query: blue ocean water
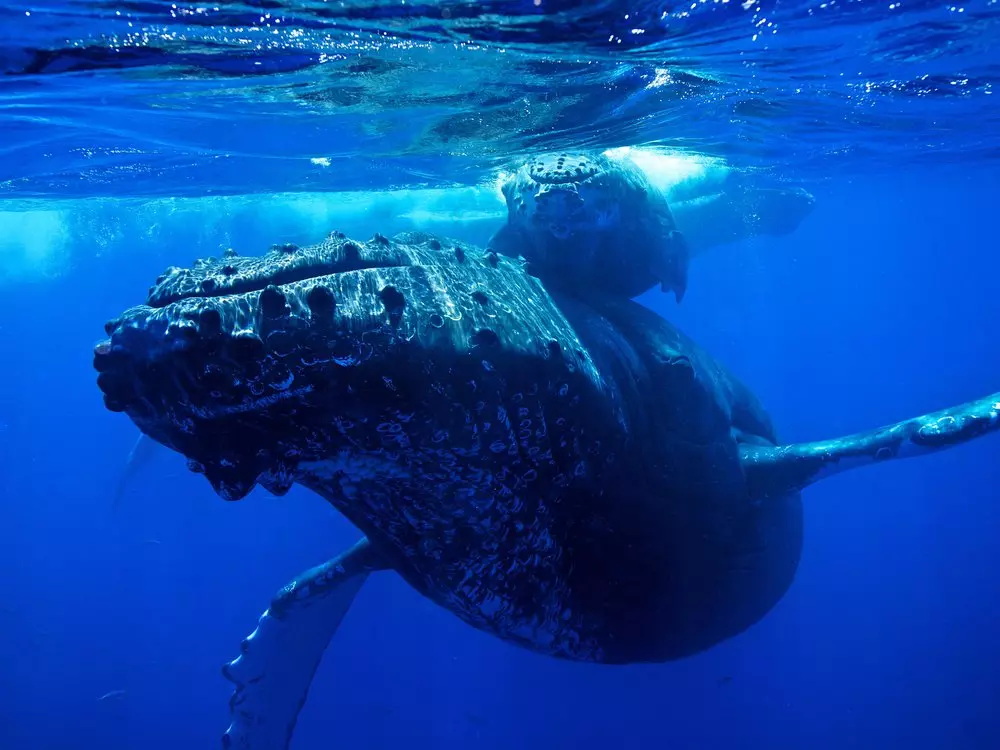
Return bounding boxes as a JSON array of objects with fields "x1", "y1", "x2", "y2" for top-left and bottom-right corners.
[{"x1": 2, "y1": 2, "x2": 999, "y2": 749}]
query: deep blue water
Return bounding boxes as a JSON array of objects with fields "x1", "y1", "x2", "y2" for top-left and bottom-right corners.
[{"x1": 2, "y1": 2, "x2": 999, "y2": 749}]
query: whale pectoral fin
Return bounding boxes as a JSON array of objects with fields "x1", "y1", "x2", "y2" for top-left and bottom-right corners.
[
  {"x1": 669, "y1": 193, "x2": 737, "y2": 257},
  {"x1": 740, "y1": 392, "x2": 1000, "y2": 500},
  {"x1": 112, "y1": 432, "x2": 160, "y2": 512},
  {"x1": 738, "y1": 186, "x2": 816, "y2": 238},
  {"x1": 671, "y1": 186, "x2": 816, "y2": 257},
  {"x1": 487, "y1": 221, "x2": 522, "y2": 260},
  {"x1": 222, "y1": 537, "x2": 390, "y2": 750},
  {"x1": 652, "y1": 229, "x2": 690, "y2": 302}
]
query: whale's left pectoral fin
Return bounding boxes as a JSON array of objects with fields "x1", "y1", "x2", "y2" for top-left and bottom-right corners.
[
  {"x1": 222, "y1": 537, "x2": 390, "y2": 750},
  {"x1": 112, "y1": 432, "x2": 160, "y2": 512},
  {"x1": 741, "y1": 392, "x2": 1000, "y2": 500},
  {"x1": 653, "y1": 229, "x2": 690, "y2": 302}
]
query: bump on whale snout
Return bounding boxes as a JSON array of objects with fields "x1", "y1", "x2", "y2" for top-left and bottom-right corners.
[
  {"x1": 92, "y1": 231, "x2": 435, "y2": 498},
  {"x1": 93, "y1": 230, "x2": 424, "y2": 411},
  {"x1": 94, "y1": 229, "x2": 586, "y2": 503}
]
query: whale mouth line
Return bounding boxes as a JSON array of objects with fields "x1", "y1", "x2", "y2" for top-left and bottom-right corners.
[
  {"x1": 148, "y1": 259, "x2": 410, "y2": 309},
  {"x1": 530, "y1": 173, "x2": 595, "y2": 186}
]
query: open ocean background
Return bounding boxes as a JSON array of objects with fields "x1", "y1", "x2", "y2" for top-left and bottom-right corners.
[{"x1": 1, "y1": 1, "x2": 999, "y2": 748}]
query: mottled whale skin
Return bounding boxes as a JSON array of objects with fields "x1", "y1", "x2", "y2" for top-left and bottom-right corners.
[
  {"x1": 94, "y1": 230, "x2": 998, "y2": 749},
  {"x1": 487, "y1": 150, "x2": 816, "y2": 302},
  {"x1": 488, "y1": 151, "x2": 691, "y2": 301}
]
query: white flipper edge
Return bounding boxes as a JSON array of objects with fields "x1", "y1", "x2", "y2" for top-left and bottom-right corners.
[
  {"x1": 222, "y1": 537, "x2": 387, "y2": 749},
  {"x1": 112, "y1": 433, "x2": 159, "y2": 512}
]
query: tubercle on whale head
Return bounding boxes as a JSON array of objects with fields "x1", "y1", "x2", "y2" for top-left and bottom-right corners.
[
  {"x1": 497, "y1": 151, "x2": 691, "y2": 302},
  {"x1": 506, "y1": 152, "x2": 620, "y2": 240},
  {"x1": 94, "y1": 230, "x2": 605, "y2": 502}
]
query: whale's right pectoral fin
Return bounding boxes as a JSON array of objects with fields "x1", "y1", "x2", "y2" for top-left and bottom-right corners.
[
  {"x1": 222, "y1": 537, "x2": 390, "y2": 750},
  {"x1": 671, "y1": 186, "x2": 816, "y2": 258}
]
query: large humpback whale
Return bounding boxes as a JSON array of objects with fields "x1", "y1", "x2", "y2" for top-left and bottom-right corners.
[
  {"x1": 109, "y1": 155, "x2": 816, "y2": 506},
  {"x1": 94, "y1": 230, "x2": 997, "y2": 749}
]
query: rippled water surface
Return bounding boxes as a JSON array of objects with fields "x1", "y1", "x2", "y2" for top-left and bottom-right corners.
[
  {"x1": 2, "y1": 0, "x2": 997, "y2": 197},
  {"x1": 3, "y1": 5, "x2": 1000, "y2": 750}
]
